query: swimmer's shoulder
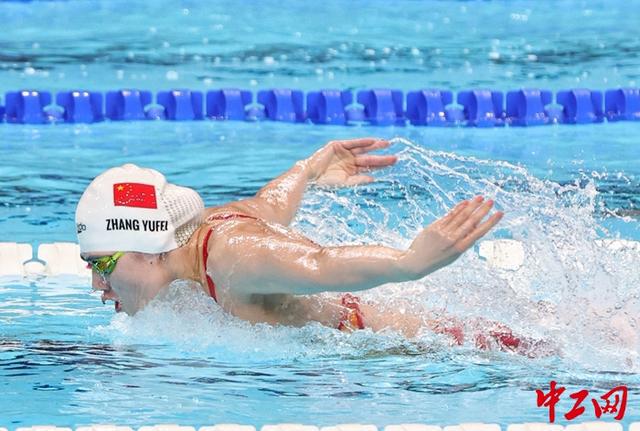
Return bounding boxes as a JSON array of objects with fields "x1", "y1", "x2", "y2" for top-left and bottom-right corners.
[
  {"x1": 198, "y1": 207, "x2": 265, "y2": 270},
  {"x1": 197, "y1": 212, "x2": 267, "y2": 305}
]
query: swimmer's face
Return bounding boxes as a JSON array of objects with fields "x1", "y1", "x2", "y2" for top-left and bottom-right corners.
[{"x1": 84, "y1": 252, "x2": 171, "y2": 315}]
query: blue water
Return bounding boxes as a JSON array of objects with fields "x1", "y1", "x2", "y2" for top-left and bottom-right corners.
[
  {"x1": 1, "y1": 0, "x2": 639, "y2": 93},
  {"x1": 1, "y1": 0, "x2": 640, "y2": 428}
]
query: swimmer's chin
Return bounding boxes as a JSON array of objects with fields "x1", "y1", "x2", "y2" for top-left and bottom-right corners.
[
  {"x1": 119, "y1": 280, "x2": 198, "y2": 316},
  {"x1": 115, "y1": 290, "x2": 162, "y2": 316},
  {"x1": 120, "y1": 294, "x2": 162, "y2": 316}
]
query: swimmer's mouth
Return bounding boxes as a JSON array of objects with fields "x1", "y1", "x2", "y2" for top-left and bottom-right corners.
[{"x1": 115, "y1": 300, "x2": 122, "y2": 313}]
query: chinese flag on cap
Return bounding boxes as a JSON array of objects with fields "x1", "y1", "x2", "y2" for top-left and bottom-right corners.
[{"x1": 113, "y1": 183, "x2": 158, "y2": 209}]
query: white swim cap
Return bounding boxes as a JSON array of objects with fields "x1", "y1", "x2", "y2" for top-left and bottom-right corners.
[{"x1": 75, "y1": 164, "x2": 204, "y2": 254}]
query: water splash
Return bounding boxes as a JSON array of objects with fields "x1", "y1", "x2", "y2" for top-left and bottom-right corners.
[
  {"x1": 298, "y1": 137, "x2": 640, "y2": 370},
  {"x1": 99, "y1": 137, "x2": 639, "y2": 371},
  {"x1": 94, "y1": 281, "x2": 440, "y2": 363}
]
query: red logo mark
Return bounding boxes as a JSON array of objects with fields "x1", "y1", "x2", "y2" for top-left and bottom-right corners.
[{"x1": 536, "y1": 381, "x2": 628, "y2": 422}]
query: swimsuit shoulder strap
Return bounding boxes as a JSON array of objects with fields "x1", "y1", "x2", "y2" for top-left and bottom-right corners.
[
  {"x1": 206, "y1": 212, "x2": 257, "y2": 222},
  {"x1": 202, "y1": 227, "x2": 218, "y2": 302}
]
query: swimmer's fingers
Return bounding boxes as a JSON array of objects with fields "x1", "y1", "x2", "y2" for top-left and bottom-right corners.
[
  {"x1": 436, "y1": 200, "x2": 469, "y2": 228},
  {"x1": 338, "y1": 137, "x2": 383, "y2": 151},
  {"x1": 355, "y1": 154, "x2": 398, "y2": 172},
  {"x1": 338, "y1": 138, "x2": 391, "y2": 156},
  {"x1": 455, "y1": 211, "x2": 504, "y2": 251},
  {"x1": 455, "y1": 199, "x2": 495, "y2": 239},
  {"x1": 352, "y1": 138, "x2": 391, "y2": 155},
  {"x1": 344, "y1": 175, "x2": 375, "y2": 185},
  {"x1": 445, "y1": 195, "x2": 486, "y2": 231}
]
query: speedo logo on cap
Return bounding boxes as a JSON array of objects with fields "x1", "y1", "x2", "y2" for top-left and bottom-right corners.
[{"x1": 113, "y1": 183, "x2": 158, "y2": 209}]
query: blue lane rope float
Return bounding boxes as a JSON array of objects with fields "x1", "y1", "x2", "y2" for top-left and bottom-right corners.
[
  {"x1": 406, "y1": 89, "x2": 453, "y2": 126},
  {"x1": 106, "y1": 89, "x2": 153, "y2": 121},
  {"x1": 158, "y1": 89, "x2": 204, "y2": 121},
  {"x1": 358, "y1": 89, "x2": 405, "y2": 126},
  {"x1": 506, "y1": 89, "x2": 554, "y2": 126},
  {"x1": 1, "y1": 87, "x2": 639, "y2": 127},
  {"x1": 56, "y1": 90, "x2": 103, "y2": 123},
  {"x1": 207, "y1": 89, "x2": 253, "y2": 121}
]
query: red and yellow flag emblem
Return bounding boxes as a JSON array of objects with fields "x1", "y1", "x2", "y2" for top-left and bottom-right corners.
[{"x1": 113, "y1": 183, "x2": 157, "y2": 209}]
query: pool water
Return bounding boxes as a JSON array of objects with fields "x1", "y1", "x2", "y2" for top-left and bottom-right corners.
[
  {"x1": 1, "y1": 0, "x2": 640, "y2": 428},
  {"x1": 1, "y1": 0, "x2": 639, "y2": 92},
  {"x1": 2, "y1": 122, "x2": 640, "y2": 427}
]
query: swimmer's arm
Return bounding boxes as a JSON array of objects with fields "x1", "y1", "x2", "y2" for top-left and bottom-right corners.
[
  {"x1": 243, "y1": 159, "x2": 314, "y2": 226},
  {"x1": 233, "y1": 138, "x2": 395, "y2": 226},
  {"x1": 219, "y1": 198, "x2": 502, "y2": 295},
  {"x1": 224, "y1": 236, "x2": 411, "y2": 295}
]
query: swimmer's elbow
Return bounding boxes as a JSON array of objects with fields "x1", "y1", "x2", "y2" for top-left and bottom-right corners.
[
  {"x1": 274, "y1": 247, "x2": 350, "y2": 295},
  {"x1": 307, "y1": 247, "x2": 345, "y2": 292},
  {"x1": 284, "y1": 247, "x2": 339, "y2": 295}
]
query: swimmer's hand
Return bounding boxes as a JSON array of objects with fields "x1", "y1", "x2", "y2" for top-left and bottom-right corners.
[
  {"x1": 308, "y1": 138, "x2": 397, "y2": 186},
  {"x1": 402, "y1": 196, "x2": 503, "y2": 278}
]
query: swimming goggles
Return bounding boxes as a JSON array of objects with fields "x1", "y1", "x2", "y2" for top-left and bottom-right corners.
[{"x1": 86, "y1": 252, "x2": 125, "y2": 277}]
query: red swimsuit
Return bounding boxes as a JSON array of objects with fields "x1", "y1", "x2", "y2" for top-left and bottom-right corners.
[{"x1": 337, "y1": 293, "x2": 366, "y2": 331}]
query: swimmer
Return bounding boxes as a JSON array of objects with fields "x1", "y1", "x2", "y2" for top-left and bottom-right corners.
[{"x1": 76, "y1": 137, "x2": 545, "y2": 355}]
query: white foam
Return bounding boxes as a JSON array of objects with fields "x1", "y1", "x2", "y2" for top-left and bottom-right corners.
[
  {"x1": 93, "y1": 282, "x2": 420, "y2": 361},
  {"x1": 478, "y1": 239, "x2": 525, "y2": 270}
]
